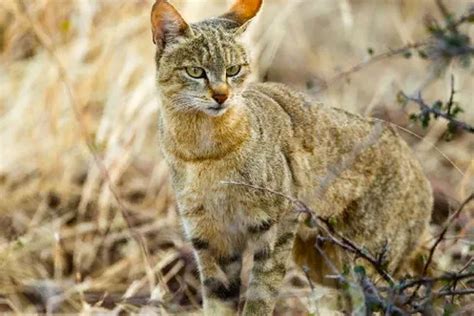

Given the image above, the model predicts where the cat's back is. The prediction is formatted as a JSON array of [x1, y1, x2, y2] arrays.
[[241, 81, 423, 186]]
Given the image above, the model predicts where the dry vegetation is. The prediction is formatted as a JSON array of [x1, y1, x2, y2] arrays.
[[0, 0, 473, 314]]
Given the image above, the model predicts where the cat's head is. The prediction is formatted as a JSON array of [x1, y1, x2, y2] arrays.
[[151, 0, 262, 117]]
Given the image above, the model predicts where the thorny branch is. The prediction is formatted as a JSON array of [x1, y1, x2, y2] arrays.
[[328, 2, 474, 86], [328, 0, 474, 140], [326, 42, 428, 87], [422, 193, 474, 276], [224, 180, 474, 314], [399, 90, 474, 134], [398, 271, 474, 291]]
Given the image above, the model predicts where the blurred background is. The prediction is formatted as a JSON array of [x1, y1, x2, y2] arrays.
[[0, 0, 473, 314]]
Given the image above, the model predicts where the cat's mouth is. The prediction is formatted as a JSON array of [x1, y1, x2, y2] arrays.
[[206, 104, 229, 116]]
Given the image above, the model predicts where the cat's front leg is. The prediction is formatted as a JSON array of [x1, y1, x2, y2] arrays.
[[181, 208, 243, 315], [195, 249, 242, 316], [243, 216, 298, 316]]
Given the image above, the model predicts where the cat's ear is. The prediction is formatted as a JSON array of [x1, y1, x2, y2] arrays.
[[151, 0, 192, 49], [233, 20, 253, 37], [220, 0, 263, 26]]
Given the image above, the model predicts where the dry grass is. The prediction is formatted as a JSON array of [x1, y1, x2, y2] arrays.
[[0, 0, 472, 314]]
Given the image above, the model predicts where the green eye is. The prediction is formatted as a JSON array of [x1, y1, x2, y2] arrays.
[[226, 65, 241, 77], [185, 67, 205, 79]]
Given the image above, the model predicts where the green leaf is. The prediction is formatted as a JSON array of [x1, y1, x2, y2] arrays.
[[304, 216, 316, 228], [468, 14, 474, 23], [342, 264, 350, 276], [421, 112, 431, 128], [451, 105, 464, 116], [459, 55, 472, 69], [354, 265, 366, 277], [418, 50, 429, 59], [443, 303, 456, 316], [444, 131, 454, 141], [397, 91, 408, 107], [432, 100, 443, 110], [447, 121, 458, 133]]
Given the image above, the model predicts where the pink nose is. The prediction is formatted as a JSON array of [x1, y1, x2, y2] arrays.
[[212, 93, 228, 105]]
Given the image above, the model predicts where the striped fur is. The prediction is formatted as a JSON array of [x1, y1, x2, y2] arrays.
[[151, 1, 433, 315]]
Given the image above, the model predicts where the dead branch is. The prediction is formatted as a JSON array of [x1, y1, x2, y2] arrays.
[[327, 42, 427, 87], [434, 289, 474, 297], [327, 3, 474, 88], [407, 193, 474, 303], [398, 271, 474, 291], [423, 193, 474, 276]]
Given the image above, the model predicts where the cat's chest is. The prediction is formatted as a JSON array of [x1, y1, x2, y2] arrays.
[[174, 161, 268, 223]]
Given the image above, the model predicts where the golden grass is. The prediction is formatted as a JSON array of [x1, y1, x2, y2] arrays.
[[0, 0, 472, 314]]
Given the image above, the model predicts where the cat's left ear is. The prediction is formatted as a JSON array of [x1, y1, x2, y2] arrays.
[[220, 0, 263, 27], [151, 0, 192, 50]]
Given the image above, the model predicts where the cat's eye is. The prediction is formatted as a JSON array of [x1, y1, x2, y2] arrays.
[[226, 65, 242, 77], [185, 67, 206, 79]]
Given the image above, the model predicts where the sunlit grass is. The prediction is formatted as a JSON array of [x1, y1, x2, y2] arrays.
[[0, 0, 472, 313]]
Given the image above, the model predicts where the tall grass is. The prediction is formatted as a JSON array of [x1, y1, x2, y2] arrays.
[[0, 0, 472, 313]]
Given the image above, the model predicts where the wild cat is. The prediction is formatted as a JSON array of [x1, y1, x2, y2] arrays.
[[150, 0, 433, 315]]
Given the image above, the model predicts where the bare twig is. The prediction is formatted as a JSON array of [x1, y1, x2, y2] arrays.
[[448, 250, 473, 303], [355, 268, 407, 315], [408, 193, 474, 302], [434, 289, 474, 297], [435, 0, 453, 26], [398, 271, 474, 292], [435, 0, 474, 32], [327, 42, 427, 87], [301, 266, 315, 291], [423, 193, 474, 276], [451, 10, 474, 29], [446, 75, 455, 116]]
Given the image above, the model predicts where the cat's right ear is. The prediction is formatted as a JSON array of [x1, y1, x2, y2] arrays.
[[151, 0, 192, 51], [220, 0, 263, 26]]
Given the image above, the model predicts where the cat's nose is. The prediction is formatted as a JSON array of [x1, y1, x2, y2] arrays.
[[211, 83, 229, 105], [212, 93, 228, 105]]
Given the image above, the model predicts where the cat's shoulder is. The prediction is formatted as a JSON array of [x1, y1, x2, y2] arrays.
[[244, 82, 317, 113]]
